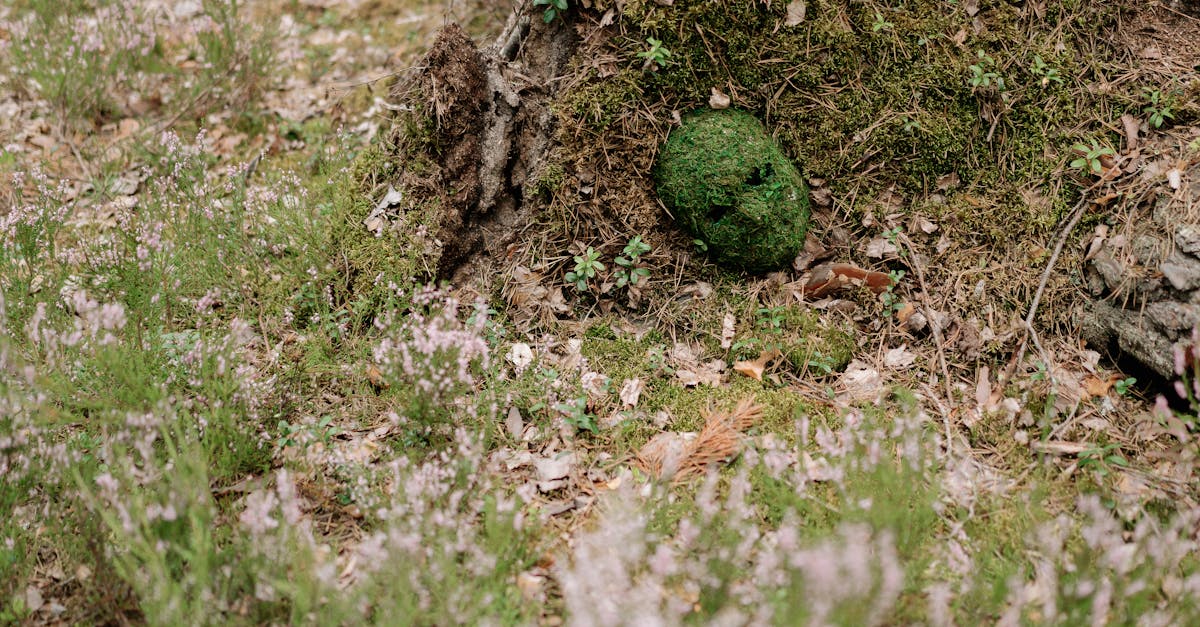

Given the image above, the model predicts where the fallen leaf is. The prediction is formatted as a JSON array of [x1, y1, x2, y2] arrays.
[[1083, 374, 1119, 398], [840, 360, 882, 401], [506, 407, 524, 439], [865, 237, 899, 258], [896, 302, 916, 324], [785, 0, 807, 26], [734, 349, 782, 381], [506, 342, 534, 372], [1168, 168, 1183, 190], [536, 453, 576, 492], [883, 345, 916, 369], [619, 378, 644, 407], [366, 364, 388, 389], [25, 586, 44, 613], [709, 87, 731, 109], [720, 313, 736, 349], [1120, 113, 1139, 151], [802, 263, 896, 297]]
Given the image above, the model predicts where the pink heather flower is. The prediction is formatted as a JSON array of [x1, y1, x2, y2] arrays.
[[239, 489, 279, 535]]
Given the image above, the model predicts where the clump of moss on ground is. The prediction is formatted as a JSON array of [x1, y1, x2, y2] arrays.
[[560, 0, 1137, 246], [655, 109, 811, 272]]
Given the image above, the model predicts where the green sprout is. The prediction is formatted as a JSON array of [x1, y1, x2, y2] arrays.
[[637, 37, 672, 69], [565, 246, 605, 292], [1144, 88, 1176, 129], [533, 0, 568, 23], [1070, 139, 1116, 176]]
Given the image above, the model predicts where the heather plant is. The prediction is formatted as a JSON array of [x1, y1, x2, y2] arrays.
[[372, 289, 495, 445], [0, 1, 161, 123], [0, 0, 275, 127]]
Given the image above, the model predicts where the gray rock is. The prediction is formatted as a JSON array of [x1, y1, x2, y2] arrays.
[[1161, 251, 1200, 291], [1145, 301, 1200, 339], [1176, 224, 1200, 255]]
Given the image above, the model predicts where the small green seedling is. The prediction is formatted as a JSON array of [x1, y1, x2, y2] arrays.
[[534, 0, 568, 23], [1030, 55, 1064, 87], [880, 269, 907, 315], [555, 396, 598, 433], [1114, 376, 1137, 397], [871, 12, 894, 32], [614, 236, 652, 288], [1078, 443, 1128, 479], [968, 51, 1005, 90], [1144, 88, 1175, 129], [565, 246, 605, 292], [637, 37, 672, 69], [1070, 139, 1116, 176]]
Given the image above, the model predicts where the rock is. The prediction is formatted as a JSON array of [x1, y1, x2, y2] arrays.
[[654, 109, 811, 272], [1160, 252, 1200, 291], [1145, 301, 1200, 338], [1176, 224, 1200, 255]]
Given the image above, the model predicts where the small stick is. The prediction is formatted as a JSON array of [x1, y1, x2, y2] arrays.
[[1001, 181, 1103, 385], [898, 232, 955, 447]]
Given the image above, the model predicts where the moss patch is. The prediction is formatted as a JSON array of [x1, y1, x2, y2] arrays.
[[655, 109, 811, 272]]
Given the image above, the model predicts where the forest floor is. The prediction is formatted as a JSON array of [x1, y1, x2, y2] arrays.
[[3, 1, 1200, 625]]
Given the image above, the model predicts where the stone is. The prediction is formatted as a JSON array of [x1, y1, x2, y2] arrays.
[[1160, 252, 1200, 291], [1146, 301, 1200, 338], [654, 109, 810, 272], [1176, 224, 1200, 255]]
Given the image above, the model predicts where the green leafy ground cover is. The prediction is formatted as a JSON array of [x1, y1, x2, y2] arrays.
[[0, 0, 1199, 625]]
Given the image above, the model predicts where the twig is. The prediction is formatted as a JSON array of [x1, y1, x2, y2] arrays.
[[898, 232, 956, 447], [1000, 181, 1103, 386]]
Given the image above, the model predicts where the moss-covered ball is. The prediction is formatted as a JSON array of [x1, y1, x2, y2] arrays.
[[655, 109, 810, 272]]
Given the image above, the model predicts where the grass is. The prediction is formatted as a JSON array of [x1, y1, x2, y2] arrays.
[[2, 0, 1200, 624]]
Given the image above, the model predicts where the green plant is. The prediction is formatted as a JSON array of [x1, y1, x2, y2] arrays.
[[614, 236, 652, 289], [533, 0, 568, 23], [637, 37, 672, 70], [554, 396, 598, 433], [968, 51, 1005, 90], [1114, 377, 1136, 397], [880, 270, 907, 314], [1143, 88, 1176, 129], [1070, 139, 1116, 176], [1078, 443, 1128, 479], [275, 416, 339, 450], [871, 12, 894, 32], [565, 246, 605, 292], [1030, 55, 1064, 87]]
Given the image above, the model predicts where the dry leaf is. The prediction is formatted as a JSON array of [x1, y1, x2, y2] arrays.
[[1168, 168, 1183, 190], [709, 87, 731, 109], [366, 364, 388, 389], [734, 349, 782, 381], [1083, 374, 1119, 398], [506, 407, 524, 439], [506, 342, 534, 372], [720, 312, 736, 349], [896, 302, 916, 324], [803, 263, 896, 297], [883, 345, 916, 369], [619, 378, 644, 407], [785, 0, 807, 26], [1120, 113, 1139, 151], [840, 360, 882, 401], [865, 237, 899, 258]]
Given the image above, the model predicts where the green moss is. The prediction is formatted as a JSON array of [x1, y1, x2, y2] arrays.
[[655, 109, 811, 272], [321, 144, 441, 325], [563, 0, 1138, 250]]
